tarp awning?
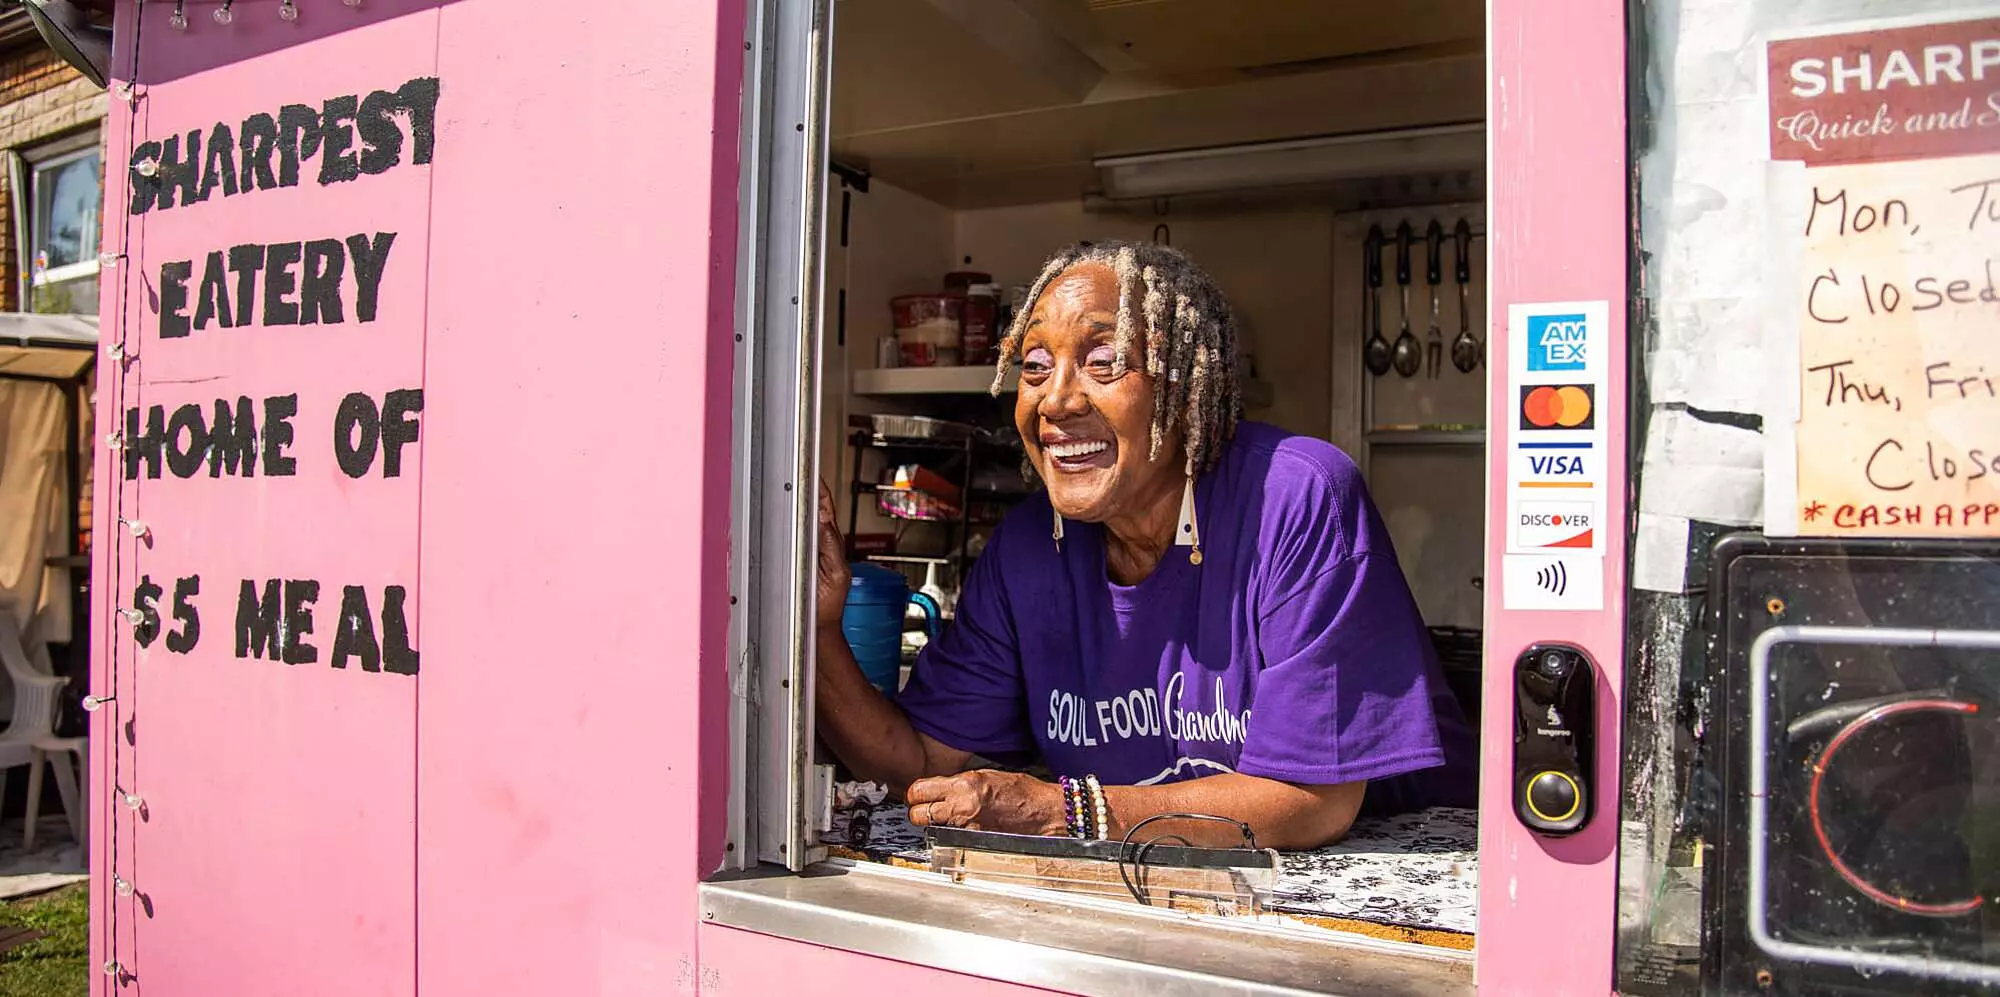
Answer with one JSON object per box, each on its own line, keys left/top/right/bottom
{"left": 0, "top": 313, "right": 97, "bottom": 381}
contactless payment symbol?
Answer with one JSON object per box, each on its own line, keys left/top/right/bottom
{"left": 1520, "top": 384, "right": 1595, "bottom": 431}
{"left": 1515, "top": 501, "right": 1595, "bottom": 550}
{"left": 1503, "top": 553, "right": 1603, "bottom": 611}
{"left": 1534, "top": 560, "right": 1569, "bottom": 596}
{"left": 1527, "top": 313, "right": 1589, "bottom": 372}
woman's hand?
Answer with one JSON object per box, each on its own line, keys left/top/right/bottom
{"left": 905, "top": 770, "right": 1067, "bottom": 836}
{"left": 816, "top": 479, "right": 851, "bottom": 634}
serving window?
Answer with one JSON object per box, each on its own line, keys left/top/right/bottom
{"left": 713, "top": 0, "right": 1496, "bottom": 985}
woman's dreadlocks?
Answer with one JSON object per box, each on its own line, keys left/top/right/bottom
{"left": 991, "top": 240, "right": 1242, "bottom": 473}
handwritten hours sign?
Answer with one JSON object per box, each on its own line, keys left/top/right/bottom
{"left": 123, "top": 76, "right": 440, "bottom": 672}
{"left": 1769, "top": 16, "right": 2000, "bottom": 537}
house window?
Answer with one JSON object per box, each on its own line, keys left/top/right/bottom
{"left": 20, "top": 134, "right": 102, "bottom": 315}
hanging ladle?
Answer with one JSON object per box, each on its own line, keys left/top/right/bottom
{"left": 1390, "top": 221, "right": 1422, "bottom": 378}
{"left": 1362, "top": 225, "right": 1391, "bottom": 377}
{"left": 1425, "top": 220, "right": 1446, "bottom": 379}
{"left": 1450, "top": 218, "right": 1482, "bottom": 373}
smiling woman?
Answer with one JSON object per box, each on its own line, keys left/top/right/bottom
{"left": 813, "top": 241, "right": 1477, "bottom": 851}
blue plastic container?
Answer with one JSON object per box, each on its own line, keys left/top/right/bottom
{"left": 842, "top": 563, "right": 940, "bottom": 694}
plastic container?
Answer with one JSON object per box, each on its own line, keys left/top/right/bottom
{"left": 961, "top": 283, "right": 998, "bottom": 366}
{"left": 943, "top": 270, "right": 991, "bottom": 293}
{"left": 842, "top": 563, "right": 941, "bottom": 694}
{"left": 892, "top": 294, "right": 962, "bottom": 368}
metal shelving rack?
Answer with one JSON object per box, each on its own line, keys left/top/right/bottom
{"left": 844, "top": 429, "right": 1026, "bottom": 569}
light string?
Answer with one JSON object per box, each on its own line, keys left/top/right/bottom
{"left": 99, "top": 1, "right": 377, "bottom": 977}
{"left": 154, "top": 1, "right": 378, "bottom": 28}
{"left": 100, "top": 1, "right": 151, "bottom": 981}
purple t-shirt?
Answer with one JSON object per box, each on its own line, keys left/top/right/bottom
{"left": 897, "top": 421, "right": 1476, "bottom": 816}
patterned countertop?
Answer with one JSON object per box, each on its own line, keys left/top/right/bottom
{"left": 824, "top": 782, "right": 1479, "bottom": 936}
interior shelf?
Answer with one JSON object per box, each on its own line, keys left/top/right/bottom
{"left": 1365, "top": 429, "right": 1485, "bottom": 447}
{"left": 853, "top": 480, "right": 1025, "bottom": 502}
{"left": 853, "top": 366, "right": 1018, "bottom": 396}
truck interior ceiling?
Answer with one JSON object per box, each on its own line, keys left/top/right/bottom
{"left": 811, "top": 0, "right": 1487, "bottom": 953}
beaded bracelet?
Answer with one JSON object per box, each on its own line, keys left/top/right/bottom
{"left": 1058, "top": 776, "right": 1086, "bottom": 838}
{"left": 1083, "top": 774, "right": 1109, "bottom": 840}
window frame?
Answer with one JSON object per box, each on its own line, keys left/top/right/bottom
{"left": 713, "top": 2, "right": 1478, "bottom": 992}
{"left": 14, "top": 129, "right": 104, "bottom": 313}
{"left": 726, "top": 0, "right": 836, "bottom": 872}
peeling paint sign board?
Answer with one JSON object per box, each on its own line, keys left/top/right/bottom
{"left": 1763, "top": 11, "right": 2000, "bottom": 538}
{"left": 1502, "top": 300, "right": 1609, "bottom": 611}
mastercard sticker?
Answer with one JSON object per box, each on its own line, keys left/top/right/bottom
{"left": 1519, "top": 383, "right": 1595, "bottom": 431}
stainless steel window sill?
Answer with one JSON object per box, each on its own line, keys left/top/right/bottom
{"left": 699, "top": 863, "right": 1474, "bottom": 997}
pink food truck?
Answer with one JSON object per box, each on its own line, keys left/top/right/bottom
{"left": 19, "top": 0, "right": 1996, "bottom": 992}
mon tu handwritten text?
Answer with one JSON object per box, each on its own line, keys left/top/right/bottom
{"left": 1803, "top": 178, "right": 2000, "bottom": 325}
{"left": 1799, "top": 168, "right": 1997, "bottom": 510}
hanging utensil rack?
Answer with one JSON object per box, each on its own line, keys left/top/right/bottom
{"left": 1357, "top": 216, "right": 1487, "bottom": 451}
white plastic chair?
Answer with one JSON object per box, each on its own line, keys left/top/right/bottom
{"left": 0, "top": 605, "right": 85, "bottom": 851}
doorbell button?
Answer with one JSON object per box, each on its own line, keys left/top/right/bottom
{"left": 1513, "top": 642, "right": 1596, "bottom": 836}
{"left": 1526, "top": 770, "right": 1581, "bottom": 823}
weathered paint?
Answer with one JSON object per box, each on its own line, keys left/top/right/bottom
{"left": 92, "top": 1, "right": 743, "bottom": 994}
{"left": 1476, "top": 0, "right": 1628, "bottom": 994}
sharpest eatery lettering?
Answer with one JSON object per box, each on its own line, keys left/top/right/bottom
{"left": 122, "top": 75, "right": 443, "bottom": 675}
{"left": 128, "top": 77, "right": 439, "bottom": 215}
{"left": 134, "top": 77, "right": 438, "bottom": 341}
{"left": 1768, "top": 18, "right": 2000, "bottom": 166}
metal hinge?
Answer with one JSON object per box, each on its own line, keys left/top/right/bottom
{"left": 811, "top": 763, "right": 835, "bottom": 833}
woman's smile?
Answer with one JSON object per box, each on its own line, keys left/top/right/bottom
{"left": 1042, "top": 431, "right": 1115, "bottom": 472}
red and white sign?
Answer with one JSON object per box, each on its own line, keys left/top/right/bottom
{"left": 1514, "top": 500, "right": 1597, "bottom": 551}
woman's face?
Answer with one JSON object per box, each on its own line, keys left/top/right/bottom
{"left": 1015, "top": 263, "right": 1179, "bottom": 523}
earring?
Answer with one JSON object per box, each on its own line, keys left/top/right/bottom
{"left": 1175, "top": 463, "right": 1202, "bottom": 566}
{"left": 1052, "top": 507, "right": 1065, "bottom": 554}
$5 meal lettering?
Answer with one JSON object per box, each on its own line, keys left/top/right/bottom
{"left": 129, "top": 575, "right": 419, "bottom": 675}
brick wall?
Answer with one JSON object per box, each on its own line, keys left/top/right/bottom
{"left": 0, "top": 46, "right": 107, "bottom": 312}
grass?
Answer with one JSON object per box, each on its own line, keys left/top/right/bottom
{"left": 0, "top": 883, "right": 88, "bottom": 997}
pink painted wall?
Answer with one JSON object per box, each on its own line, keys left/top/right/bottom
{"left": 412, "top": 0, "right": 742, "bottom": 991}
{"left": 1476, "top": 1, "right": 1629, "bottom": 995}
{"left": 91, "top": 1, "right": 743, "bottom": 994}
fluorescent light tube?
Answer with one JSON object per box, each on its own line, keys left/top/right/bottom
{"left": 1095, "top": 123, "right": 1484, "bottom": 200}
